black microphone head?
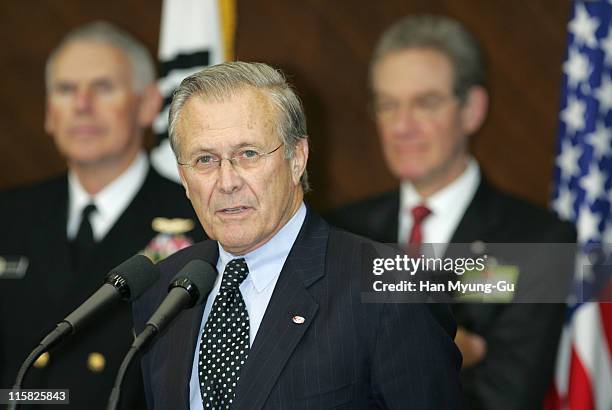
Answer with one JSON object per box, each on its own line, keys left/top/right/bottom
{"left": 106, "top": 254, "right": 161, "bottom": 301}
{"left": 170, "top": 259, "right": 217, "bottom": 308}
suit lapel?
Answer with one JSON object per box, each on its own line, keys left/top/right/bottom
{"left": 157, "top": 241, "right": 219, "bottom": 408}
{"left": 448, "top": 179, "right": 504, "bottom": 332}
{"left": 161, "top": 303, "right": 206, "bottom": 407}
{"left": 92, "top": 168, "right": 160, "bottom": 264}
{"left": 449, "top": 178, "right": 500, "bottom": 243}
{"left": 232, "top": 210, "right": 329, "bottom": 409}
{"left": 380, "top": 190, "right": 400, "bottom": 243}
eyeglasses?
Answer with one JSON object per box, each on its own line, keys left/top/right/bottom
{"left": 371, "top": 92, "right": 457, "bottom": 123}
{"left": 178, "top": 143, "right": 284, "bottom": 174}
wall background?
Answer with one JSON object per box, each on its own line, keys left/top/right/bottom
{"left": 0, "top": 1, "right": 570, "bottom": 211}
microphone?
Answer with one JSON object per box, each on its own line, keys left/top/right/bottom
{"left": 107, "top": 259, "right": 217, "bottom": 410}
{"left": 10, "top": 255, "right": 159, "bottom": 394}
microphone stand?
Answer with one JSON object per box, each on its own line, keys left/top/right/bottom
{"left": 106, "top": 326, "right": 156, "bottom": 410}
{"left": 7, "top": 322, "right": 72, "bottom": 410}
{"left": 107, "top": 259, "right": 215, "bottom": 409}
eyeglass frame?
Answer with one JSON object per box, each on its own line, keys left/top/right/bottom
{"left": 177, "top": 142, "right": 285, "bottom": 174}
{"left": 370, "top": 91, "right": 460, "bottom": 123}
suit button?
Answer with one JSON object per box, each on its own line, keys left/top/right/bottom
{"left": 87, "top": 352, "right": 106, "bottom": 373}
{"left": 33, "top": 352, "right": 50, "bottom": 368}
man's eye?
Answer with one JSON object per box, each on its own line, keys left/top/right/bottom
{"left": 417, "top": 95, "right": 444, "bottom": 110}
{"left": 93, "top": 81, "right": 115, "bottom": 93}
{"left": 375, "top": 100, "right": 397, "bottom": 113}
{"left": 53, "top": 84, "right": 75, "bottom": 95}
{"left": 241, "top": 150, "right": 260, "bottom": 159}
{"left": 196, "top": 155, "right": 216, "bottom": 165}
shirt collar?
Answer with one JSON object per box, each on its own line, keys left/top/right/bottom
{"left": 400, "top": 157, "right": 480, "bottom": 217}
{"left": 67, "top": 151, "right": 149, "bottom": 240}
{"left": 217, "top": 202, "right": 307, "bottom": 293}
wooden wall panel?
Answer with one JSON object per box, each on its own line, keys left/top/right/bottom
{"left": 0, "top": 1, "right": 570, "bottom": 212}
{"left": 235, "top": 0, "right": 571, "bottom": 210}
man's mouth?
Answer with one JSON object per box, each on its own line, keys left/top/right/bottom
{"left": 219, "top": 206, "right": 251, "bottom": 214}
{"left": 69, "top": 125, "right": 104, "bottom": 137}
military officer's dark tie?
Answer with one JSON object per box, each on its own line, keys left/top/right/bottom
{"left": 72, "top": 203, "right": 97, "bottom": 271}
{"left": 198, "top": 258, "right": 250, "bottom": 409}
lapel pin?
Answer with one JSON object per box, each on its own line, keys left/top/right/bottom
{"left": 292, "top": 315, "right": 305, "bottom": 324}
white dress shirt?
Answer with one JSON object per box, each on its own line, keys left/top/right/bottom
{"left": 398, "top": 158, "right": 481, "bottom": 254}
{"left": 67, "top": 152, "right": 148, "bottom": 241}
{"left": 189, "top": 202, "right": 307, "bottom": 409}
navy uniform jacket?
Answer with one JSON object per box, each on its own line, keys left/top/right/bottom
{"left": 133, "top": 209, "right": 463, "bottom": 409}
{"left": 326, "top": 179, "right": 577, "bottom": 410}
{"left": 0, "top": 166, "right": 204, "bottom": 409}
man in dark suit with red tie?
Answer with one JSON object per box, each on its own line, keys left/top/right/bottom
{"left": 133, "top": 61, "right": 463, "bottom": 409}
{"left": 0, "top": 22, "right": 203, "bottom": 409}
{"left": 326, "top": 15, "right": 576, "bottom": 410}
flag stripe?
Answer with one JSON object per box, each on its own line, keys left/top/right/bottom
{"left": 568, "top": 347, "right": 594, "bottom": 410}
{"left": 573, "top": 303, "right": 612, "bottom": 410}
{"left": 554, "top": 326, "right": 572, "bottom": 397}
{"left": 599, "top": 303, "right": 612, "bottom": 362}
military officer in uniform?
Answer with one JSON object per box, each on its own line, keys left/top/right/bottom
{"left": 0, "top": 21, "right": 203, "bottom": 409}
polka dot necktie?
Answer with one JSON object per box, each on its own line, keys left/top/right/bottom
{"left": 199, "top": 258, "right": 250, "bottom": 409}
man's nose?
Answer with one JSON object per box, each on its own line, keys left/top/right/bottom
{"left": 216, "top": 159, "right": 244, "bottom": 194}
{"left": 389, "top": 103, "right": 421, "bottom": 135}
{"left": 73, "top": 88, "right": 94, "bottom": 114}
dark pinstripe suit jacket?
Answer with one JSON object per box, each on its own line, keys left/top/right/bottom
{"left": 133, "top": 209, "right": 463, "bottom": 409}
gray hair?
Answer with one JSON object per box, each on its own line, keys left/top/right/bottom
{"left": 45, "top": 21, "right": 156, "bottom": 93}
{"left": 371, "top": 15, "right": 486, "bottom": 101}
{"left": 169, "top": 61, "right": 310, "bottom": 192}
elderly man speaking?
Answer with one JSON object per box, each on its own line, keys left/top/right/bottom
{"left": 133, "top": 62, "right": 463, "bottom": 410}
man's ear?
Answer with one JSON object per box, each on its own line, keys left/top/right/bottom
{"left": 177, "top": 164, "right": 191, "bottom": 199}
{"left": 290, "top": 138, "right": 309, "bottom": 186}
{"left": 460, "top": 86, "right": 488, "bottom": 135}
{"left": 137, "top": 84, "right": 163, "bottom": 127}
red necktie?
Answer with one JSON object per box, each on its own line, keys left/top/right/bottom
{"left": 407, "top": 205, "right": 431, "bottom": 257}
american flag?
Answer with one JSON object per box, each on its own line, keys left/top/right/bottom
{"left": 550, "top": 1, "right": 612, "bottom": 409}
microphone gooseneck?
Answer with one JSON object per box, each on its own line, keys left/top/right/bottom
{"left": 10, "top": 254, "right": 160, "bottom": 406}
{"left": 107, "top": 259, "right": 217, "bottom": 410}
